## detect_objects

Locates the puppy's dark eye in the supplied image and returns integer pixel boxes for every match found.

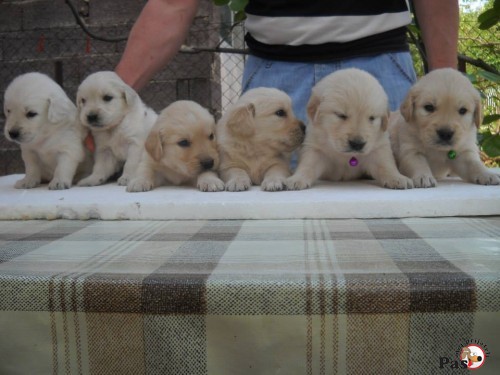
[81,98,86,105]
[335,112,348,120]
[26,111,38,119]
[209,133,214,141]
[177,139,191,148]
[369,116,375,122]
[275,109,287,117]
[424,104,435,113]
[103,95,114,102]
[458,107,468,115]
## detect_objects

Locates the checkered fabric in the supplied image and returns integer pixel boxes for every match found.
[0,218,499,374]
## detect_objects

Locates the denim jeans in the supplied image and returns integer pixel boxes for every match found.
[241,52,417,123]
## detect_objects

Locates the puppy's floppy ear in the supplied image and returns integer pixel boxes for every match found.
[122,84,138,107]
[111,78,138,107]
[47,95,75,123]
[306,92,321,123]
[145,128,163,161]
[400,88,416,122]
[226,103,255,137]
[76,92,84,111]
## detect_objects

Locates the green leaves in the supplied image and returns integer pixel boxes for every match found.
[213,0,248,22]
[477,70,500,83]
[478,0,500,29]
[479,131,500,157]
[483,114,500,125]
[213,0,248,12]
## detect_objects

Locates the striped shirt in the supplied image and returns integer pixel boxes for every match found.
[244,0,412,62]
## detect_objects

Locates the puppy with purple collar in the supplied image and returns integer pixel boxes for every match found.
[286,68,412,190]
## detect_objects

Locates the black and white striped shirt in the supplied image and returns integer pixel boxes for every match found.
[244,0,412,62]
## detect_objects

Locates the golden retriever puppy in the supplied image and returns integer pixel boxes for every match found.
[217,87,305,191]
[390,68,499,187]
[286,68,413,190]
[3,72,91,189]
[76,71,157,186]
[126,100,224,192]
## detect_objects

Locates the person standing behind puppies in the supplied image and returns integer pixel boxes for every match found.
[114,0,459,121]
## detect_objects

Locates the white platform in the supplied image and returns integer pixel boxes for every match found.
[0,173,499,220]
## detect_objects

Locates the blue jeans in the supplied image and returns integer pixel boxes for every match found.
[241,52,417,123]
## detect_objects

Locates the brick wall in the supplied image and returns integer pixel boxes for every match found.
[0,0,221,176]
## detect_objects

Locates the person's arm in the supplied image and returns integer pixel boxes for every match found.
[412,0,459,70]
[115,0,199,91]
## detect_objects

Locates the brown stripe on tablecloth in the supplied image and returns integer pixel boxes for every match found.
[304,220,340,375]
[0,221,92,264]
[83,275,144,313]
[49,276,59,375]
[140,221,244,375]
[82,222,169,375]
[60,276,72,375]
[304,220,313,375]
[141,220,244,314]
[366,219,477,313]
[79,222,167,313]
[71,279,83,375]
[346,313,409,375]
[315,220,334,375]
[43,221,163,375]
[345,273,410,314]
[86,313,146,375]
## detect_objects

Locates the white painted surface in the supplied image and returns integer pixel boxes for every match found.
[0,173,499,220]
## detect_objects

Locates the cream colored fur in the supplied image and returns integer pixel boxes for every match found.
[390,68,499,187]
[3,72,91,189]
[217,87,305,191]
[76,71,157,186]
[286,68,412,190]
[127,100,223,192]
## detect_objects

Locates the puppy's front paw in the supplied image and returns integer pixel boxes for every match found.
[470,172,500,185]
[15,177,41,189]
[412,174,437,188]
[48,178,72,190]
[261,176,286,192]
[126,179,154,192]
[197,175,225,192]
[381,175,414,189]
[285,175,312,190]
[225,176,251,192]
[77,175,107,187]
[117,175,130,186]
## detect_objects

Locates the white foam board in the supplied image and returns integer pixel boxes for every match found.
[0,173,499,220]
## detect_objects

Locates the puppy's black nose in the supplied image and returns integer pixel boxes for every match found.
[348,139,366,151]
[8,130,20,140]
[200,158,214,170]
[437,128,454,142]
[299,122,306,134]
[87,113,99,124]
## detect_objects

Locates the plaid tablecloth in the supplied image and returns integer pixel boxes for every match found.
[0,218,499,374]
